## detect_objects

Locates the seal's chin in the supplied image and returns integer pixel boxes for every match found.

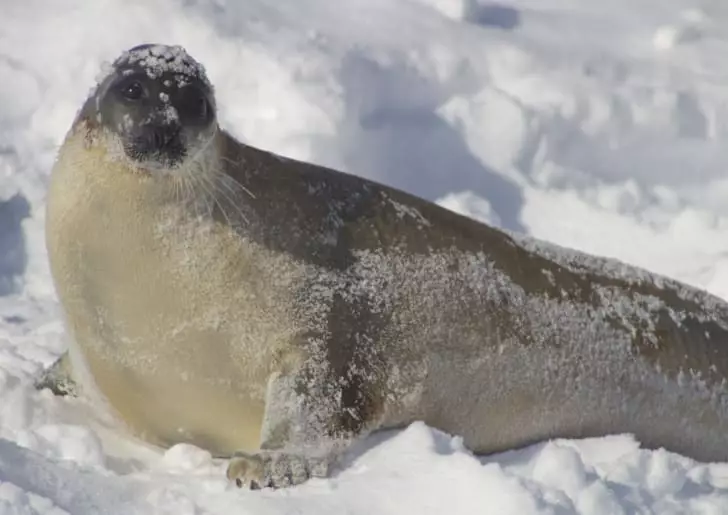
[119,121,190,172]
[113,127,217,176]
[123,142,187,173]
[125,149,187,173]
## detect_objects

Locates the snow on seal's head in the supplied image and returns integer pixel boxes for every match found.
[76,44,217,172]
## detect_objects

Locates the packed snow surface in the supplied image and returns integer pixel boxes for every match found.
[3,0,728,513]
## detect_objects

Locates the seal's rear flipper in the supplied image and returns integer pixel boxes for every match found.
[35,352,78,397]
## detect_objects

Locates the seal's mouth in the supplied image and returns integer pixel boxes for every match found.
[124,123,188,170]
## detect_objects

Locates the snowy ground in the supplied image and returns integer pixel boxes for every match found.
[3,0,728,513]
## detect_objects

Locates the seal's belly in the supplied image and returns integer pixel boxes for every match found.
[68,247,279,455]
[84,344,265,456]
[48,188,296,456]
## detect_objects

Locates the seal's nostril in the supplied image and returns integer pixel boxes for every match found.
[128,123,185,165]
[151,129,165,150]
[148,125,180,151]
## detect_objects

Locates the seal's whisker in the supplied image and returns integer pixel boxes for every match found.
[191,167,215,222]
[217,175,254,226]
[218,154,241,167]
[195,173,218,221]
[200,171,250,226]
[179,165,202,220]
[184,142,254,227]
[218,155,256,199]
[178,125,254,223]
[171,174,182,205]
[216,171,257,201]
[202,174,244,228]
[186,124,219,166]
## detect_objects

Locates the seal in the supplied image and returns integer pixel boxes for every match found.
[44,43,728,489]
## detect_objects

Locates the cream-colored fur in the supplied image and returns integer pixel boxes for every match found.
[46,126,306,455]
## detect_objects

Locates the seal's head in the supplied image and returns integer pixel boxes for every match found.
[78,44,217,172]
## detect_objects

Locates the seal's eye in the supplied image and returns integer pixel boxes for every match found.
[120,81,144,101]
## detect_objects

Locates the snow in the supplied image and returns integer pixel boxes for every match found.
[4,0,728,512]
[109,44,212,87]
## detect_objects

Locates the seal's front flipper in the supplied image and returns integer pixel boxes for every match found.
[226,367,343,489]
[35,351,78,397]
[226,351,371,489]
[226,449,331,489]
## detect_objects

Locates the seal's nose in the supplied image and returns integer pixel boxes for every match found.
[126,121,186,166]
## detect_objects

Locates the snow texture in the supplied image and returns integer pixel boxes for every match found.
[108,44,212,88]
[3,0,728,513]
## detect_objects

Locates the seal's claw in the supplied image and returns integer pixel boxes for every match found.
[226,452,267,489]
[226,451,313,490]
